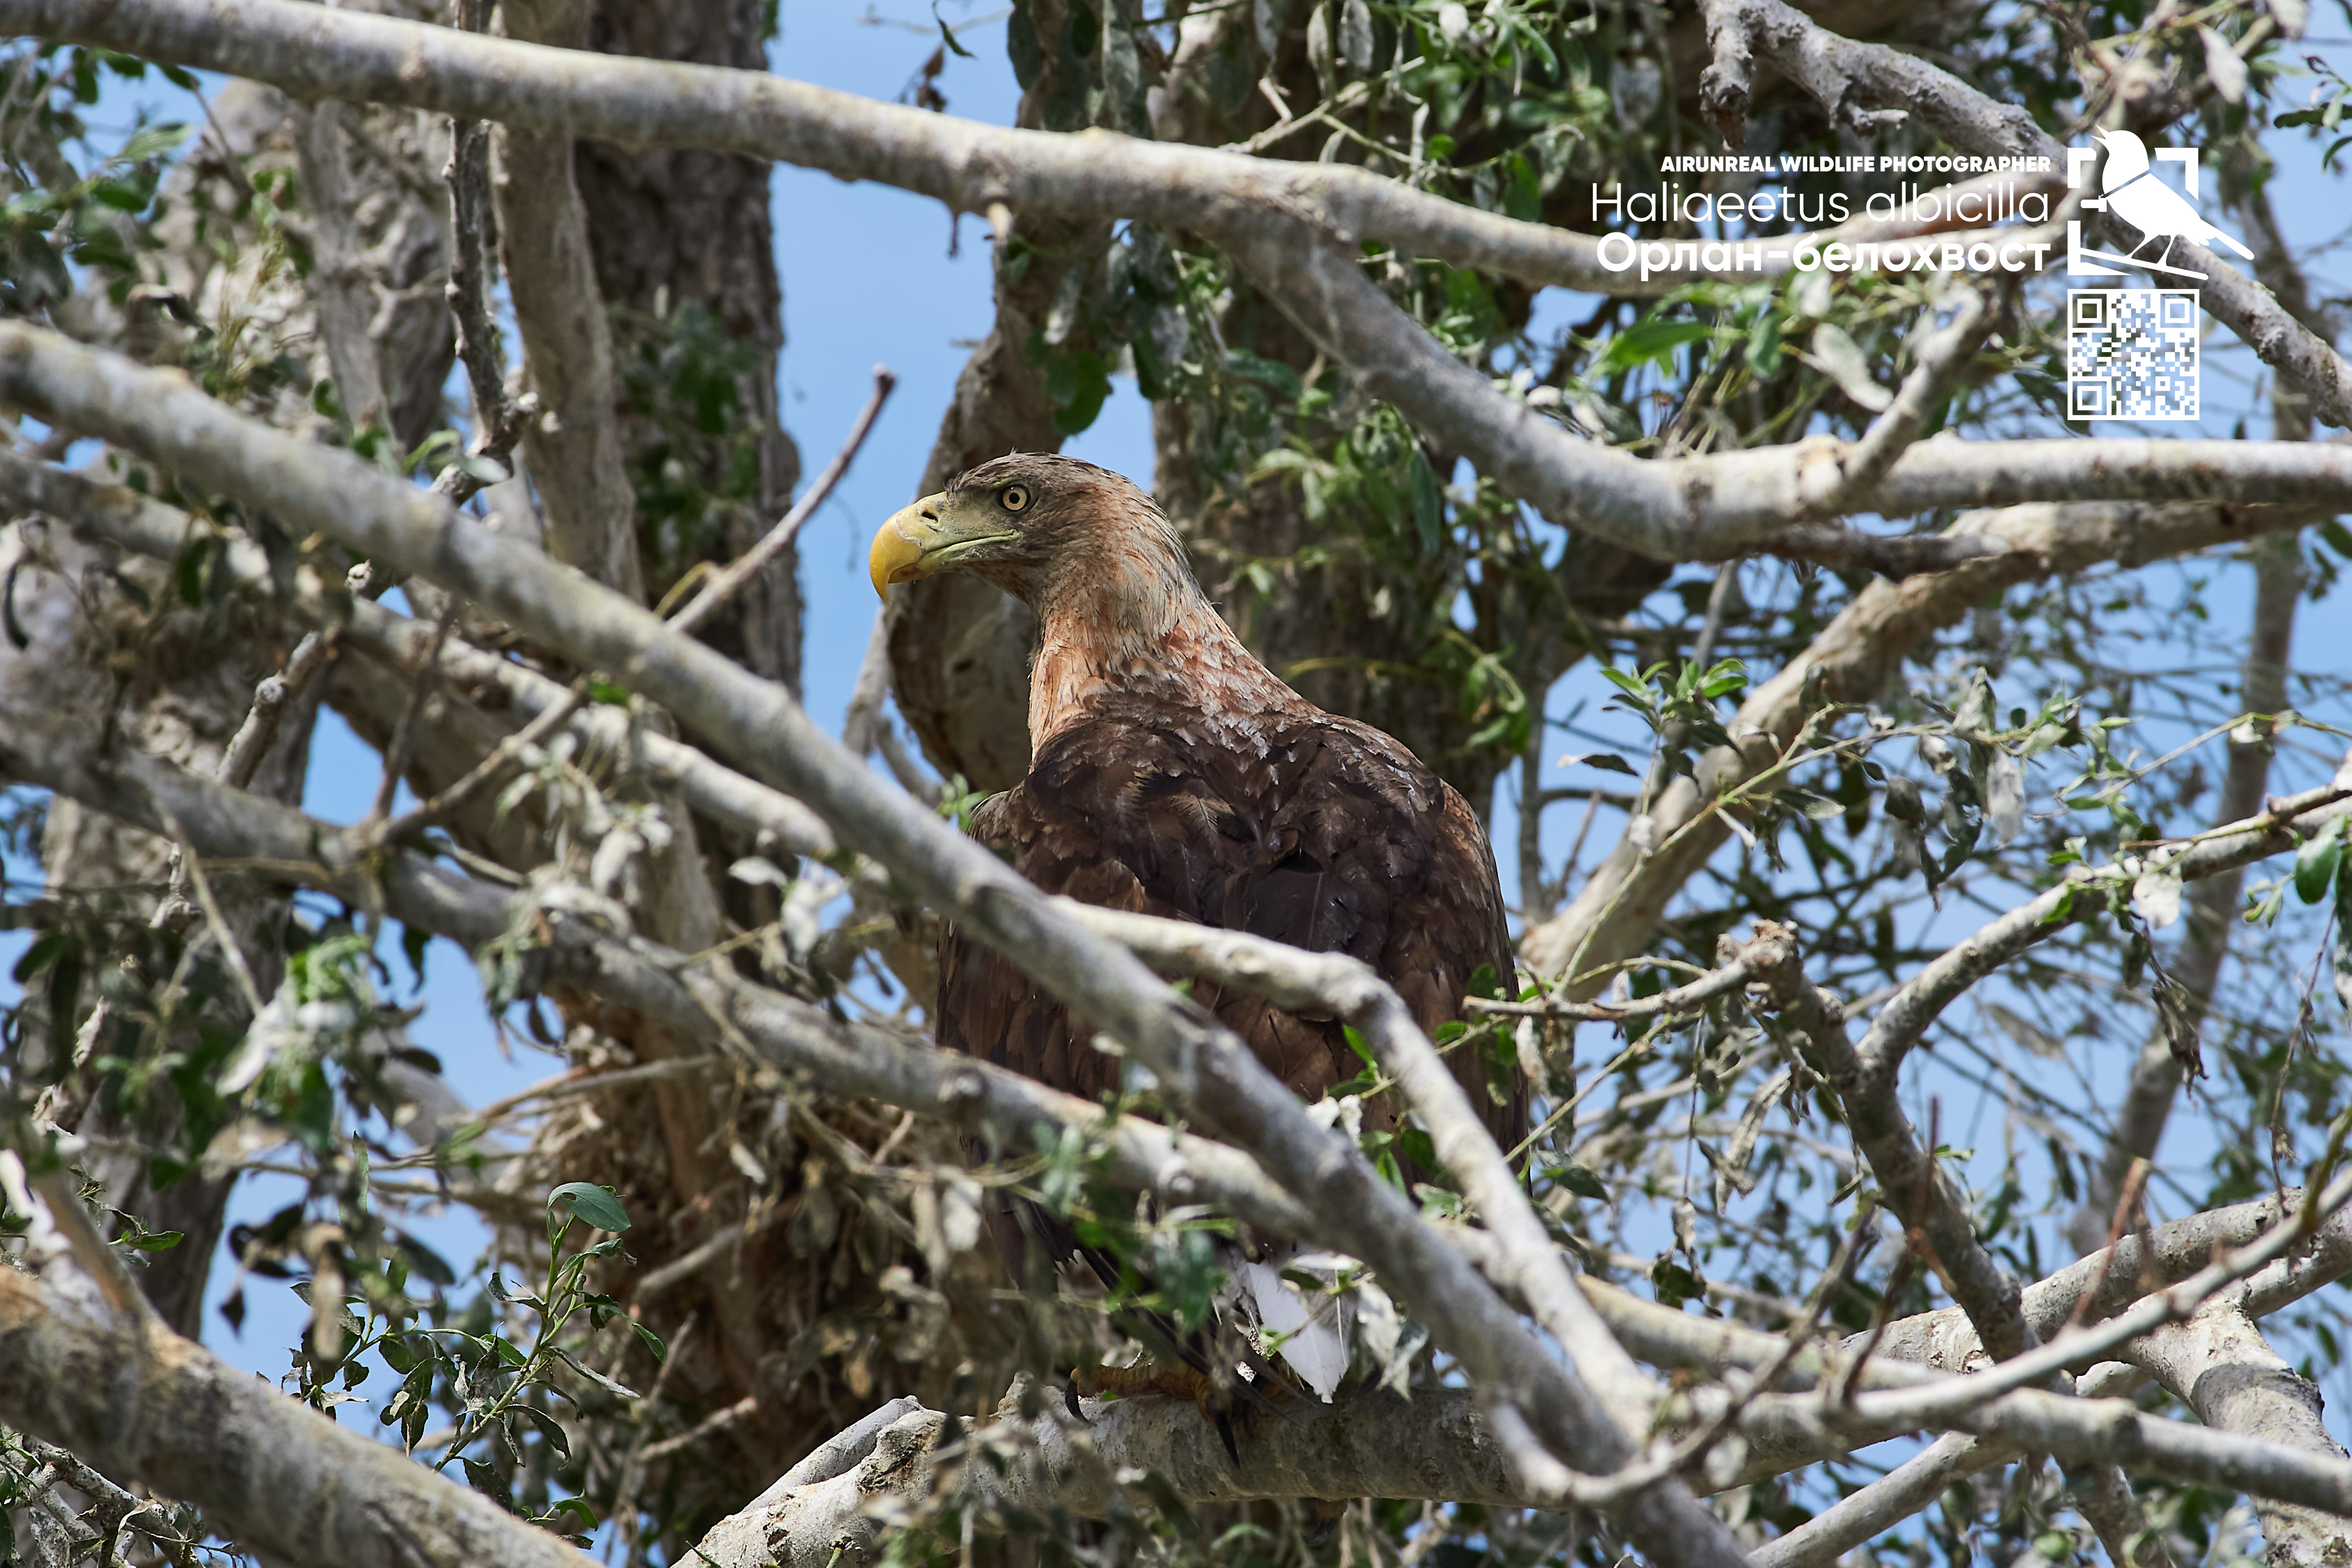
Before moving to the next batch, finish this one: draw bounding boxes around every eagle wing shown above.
[936,700,1526,1234]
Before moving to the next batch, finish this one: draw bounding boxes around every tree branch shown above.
[667,366,893,638]
[0,448,839,862]
[0,1240,590,1568]
[2127,1296,2352,1568]
[3,0,2344,567]
[488,0,641,597]
[1743,923,2172,1568]
[1522,494,2333,986]
[1848,771,2352,1092]
[15,693,2352,1543]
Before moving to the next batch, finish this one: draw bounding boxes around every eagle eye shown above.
[1000,483,1031,514]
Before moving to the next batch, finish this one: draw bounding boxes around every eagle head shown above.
[868,453,1186,609]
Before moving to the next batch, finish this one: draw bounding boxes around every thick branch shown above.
[18,697,2352,1539]
[0,449,838,861]
[489,0,640,597]
[1067,901,1661,1428]
[2128,1298,2352,1568]
[3,0,2344,566]
[0,1257,588,1568]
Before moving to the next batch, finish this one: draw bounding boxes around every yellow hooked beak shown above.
[867,492,1020,597]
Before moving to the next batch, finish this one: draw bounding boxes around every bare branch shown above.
[1472,941,1780,1021]
[1744,924,2171,1568]
[1849,770,2352,1088]
[288,99,388,434]
[216,625,335,791]
[1801,287,1992,519]
[1750,1433,2003,1568]
[1065,900,1663,1432]
[436,0,525,504]
[668,366,894,638]
[1695,0,1757,149]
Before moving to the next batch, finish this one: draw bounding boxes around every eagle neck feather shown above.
[1029,541,1308,752]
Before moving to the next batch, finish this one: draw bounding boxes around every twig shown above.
[1471,941,1779,1022]
[1800,287,1993,519]
[2067,1157,2152,1334]
[363,595,462,827]
[350,676,588,854]
[667,367,895,639]
[25,1168,153,1329]
[217,624,336,789]
[144,791,264,1016]
[610,1313,698,1556]
[637,1396,757,1464]
[633,1208,785,1300]
[428,0,523,508]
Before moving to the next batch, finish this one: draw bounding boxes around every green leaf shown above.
[1599,318,1713,375]
[399,924,431,991]
[1407,448,1444,555]
[1649,1258,1701,1305]
[2296,818,2345,904]
[126,1228,184,1251]
[1553,1163,1608,1200]
[1045,349,1111,435]
[631,1318,668,1363]
[545,1497,598,1533]
[459,1456,509,1503]
[1341,1024,1377,1067]
[548,1182,631,1233]
[173,533,213,606]
[935,7,974,56]
[1467,963,1500,1000]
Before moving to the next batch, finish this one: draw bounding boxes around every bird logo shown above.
[2067,130,2251,280]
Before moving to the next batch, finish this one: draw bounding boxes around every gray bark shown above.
[2129,1297,2352,1568]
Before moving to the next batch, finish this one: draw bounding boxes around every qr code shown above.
[2066,289,2200,421]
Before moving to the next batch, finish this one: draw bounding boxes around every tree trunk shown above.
[573,0,804,693]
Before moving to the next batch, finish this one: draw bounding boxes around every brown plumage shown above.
[871,452,1526,1292]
